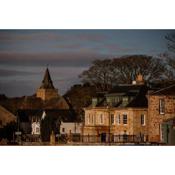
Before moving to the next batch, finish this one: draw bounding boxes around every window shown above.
[100,114,104,124]
[62,128,65,132]
[91,114,94,124]
[159,99,165,114]
[87,114,91,124]
[123,114,127,124]
[87,114,93,124]
[141,114,145,126]
[110,114,114,125]
[116,114,120,125]
[36,127,40,134]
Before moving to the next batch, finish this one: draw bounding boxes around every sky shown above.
[0,29,174,97]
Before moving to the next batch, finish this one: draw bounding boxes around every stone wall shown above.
[148,95,175,143]
[83,107,148,137]
[36,88,59,101]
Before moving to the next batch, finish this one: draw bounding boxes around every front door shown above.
[101,133,106,143]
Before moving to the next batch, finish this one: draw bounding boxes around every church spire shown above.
[40,67,55,89]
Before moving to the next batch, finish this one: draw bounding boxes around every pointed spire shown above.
[40,67,55,89]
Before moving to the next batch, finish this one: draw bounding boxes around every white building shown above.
[31,121,40,135]
[60,122,82,135]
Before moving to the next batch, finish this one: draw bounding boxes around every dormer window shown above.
[123,97,128,103]
[92,98,97,107]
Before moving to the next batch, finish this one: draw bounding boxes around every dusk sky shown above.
[0,30,173,97]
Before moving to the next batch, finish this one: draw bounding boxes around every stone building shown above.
[83,75,150,143]
[17,109,77,142]
[148,84,175,144]
[36,68,60,101]
[16,67,78,143]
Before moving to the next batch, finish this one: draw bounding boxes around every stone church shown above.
[36,67,60,101]
[21,67,69,109]
[17,67,77,142]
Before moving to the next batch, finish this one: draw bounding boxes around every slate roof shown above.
[149,84,175,96]
[126,86,148,107]
[17,109,77,122]
[44,109,77,122]
[94,84,149,108]
[17,109,43,122]
[107,84,143,95]
[40,68,55,89]
[0,105,16,126]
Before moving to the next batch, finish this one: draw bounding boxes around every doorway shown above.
[101,133,106,143]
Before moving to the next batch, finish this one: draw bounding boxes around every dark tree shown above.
[64,84,97,121]
[40,116,60,142]
[79,55,171,91]
[165,32,175,53]
[165,32,175,79]
[0,122,16,142]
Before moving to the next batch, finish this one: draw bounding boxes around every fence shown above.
[61,134,148,144]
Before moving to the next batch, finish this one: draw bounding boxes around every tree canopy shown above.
[64,84,97,121]
[165,32,175,53]
[79,55,172,91]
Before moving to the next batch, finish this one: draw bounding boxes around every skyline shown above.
[0,30,173,97]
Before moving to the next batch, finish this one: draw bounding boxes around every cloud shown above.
[0,30,109,43]
[99,43,136,52]
[0,30,63,42]
[0,68,38,77]
[0,50,109,67]
[0,66,85,97]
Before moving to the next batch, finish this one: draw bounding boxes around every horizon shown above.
[0,29,173,97]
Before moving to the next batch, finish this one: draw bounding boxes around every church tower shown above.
[36,68,59,101]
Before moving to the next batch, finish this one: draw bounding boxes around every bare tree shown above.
[79,55,172,91]
[79,59,113,91]
[165,32,175,53]
[165,32,175,79]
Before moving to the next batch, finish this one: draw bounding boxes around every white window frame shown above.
[110,114,115,125]
[116,114,120,125]
[159,99,165,115]
[99,114,104,124]
[91,114,94,124]
[87,113,91,124]
[62,127,65,133]
[141,114,145,126]
[36,127,40,134]
[123,114,128,125]
[160,124,163,142]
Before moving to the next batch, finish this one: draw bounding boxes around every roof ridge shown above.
[150,83,175,95]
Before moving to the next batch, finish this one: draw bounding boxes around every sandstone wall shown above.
[148,95,175,142]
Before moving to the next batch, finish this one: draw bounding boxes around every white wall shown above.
[60,122,82,134]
